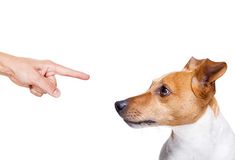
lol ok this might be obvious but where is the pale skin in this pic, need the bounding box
[0,52,90,98]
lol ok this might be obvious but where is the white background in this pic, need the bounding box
[0,0,235,160]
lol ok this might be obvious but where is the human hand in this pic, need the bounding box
[0,53,89,97]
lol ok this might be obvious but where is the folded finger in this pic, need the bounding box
[30,87,44,97]
[31,73,60,98]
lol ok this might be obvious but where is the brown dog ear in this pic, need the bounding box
[192,58,227,99]
[184,57,203,71]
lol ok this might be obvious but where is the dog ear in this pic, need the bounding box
[184,57,203,71]
[191,59,227,99]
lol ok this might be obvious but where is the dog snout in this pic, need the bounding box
[115,100,128,113]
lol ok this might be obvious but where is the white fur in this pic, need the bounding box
[159,106,235,160]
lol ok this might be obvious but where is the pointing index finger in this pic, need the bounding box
[50,63,90,80]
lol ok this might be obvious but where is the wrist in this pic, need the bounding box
[0,52,16,77]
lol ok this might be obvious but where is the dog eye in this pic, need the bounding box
[159,85,171,97]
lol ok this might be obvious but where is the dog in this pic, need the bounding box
[115,57,235,160]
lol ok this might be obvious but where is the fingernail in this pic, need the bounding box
[85,74,90,80]
[53,89,61,98]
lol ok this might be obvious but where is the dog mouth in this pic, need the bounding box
[124,120,157,128]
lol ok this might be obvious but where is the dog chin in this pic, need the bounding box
[124,120,157,128]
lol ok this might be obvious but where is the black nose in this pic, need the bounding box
[115,100,128,112]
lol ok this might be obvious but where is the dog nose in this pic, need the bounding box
[115,100,128,112]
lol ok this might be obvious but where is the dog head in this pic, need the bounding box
[115,57,227,128]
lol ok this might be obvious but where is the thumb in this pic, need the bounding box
[32,74,61,98]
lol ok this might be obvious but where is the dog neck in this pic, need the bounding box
[172,106,222,144]
[170,99,234,155]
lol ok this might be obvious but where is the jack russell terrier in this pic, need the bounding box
[115,57,235,160]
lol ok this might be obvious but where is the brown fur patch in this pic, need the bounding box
[121,71,208,126]
[209,97,219,116]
